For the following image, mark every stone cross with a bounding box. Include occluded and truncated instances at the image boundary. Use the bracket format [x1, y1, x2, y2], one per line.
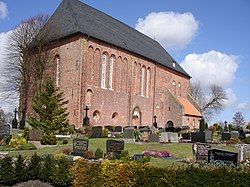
[153, 115, 157, 128]
[12, 108, 18, 129]
[83, 106, 90, 126]
[14, 108, 17, 119]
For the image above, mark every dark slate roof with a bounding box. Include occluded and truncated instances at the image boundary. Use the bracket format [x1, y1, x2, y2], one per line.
[43, 0, 190, 77]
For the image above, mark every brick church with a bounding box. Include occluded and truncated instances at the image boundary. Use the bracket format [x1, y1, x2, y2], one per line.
[26, 0, 202, 129]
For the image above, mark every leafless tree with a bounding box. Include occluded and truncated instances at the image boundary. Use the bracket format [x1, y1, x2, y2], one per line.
[190, 82, 227, 121]
[232, 112, 245, 129]
[1, 14, 49, 119]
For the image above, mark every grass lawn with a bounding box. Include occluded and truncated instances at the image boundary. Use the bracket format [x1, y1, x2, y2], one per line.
[5, 138, 237, 168]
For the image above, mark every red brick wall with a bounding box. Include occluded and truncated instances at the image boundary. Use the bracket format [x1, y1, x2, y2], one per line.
[26, 34, 201, 129]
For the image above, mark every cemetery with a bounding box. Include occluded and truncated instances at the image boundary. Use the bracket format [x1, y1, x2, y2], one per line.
[0, 117, 250, 186]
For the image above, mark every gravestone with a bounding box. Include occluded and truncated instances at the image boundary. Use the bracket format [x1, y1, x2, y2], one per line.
[182, 133, 191, 139]
[148, 134, 159, 143]
[29, 129, 44, 141]
[192, 143, 211, 161]
[166, 132, 173, 142]
[230, 131, 239, 139]
[165, 127, 175, 132]
[191, 132, 205, 143]
[160, 132, 169, 143]
[92, 126, 103, 138]
[204, 130, 212, 142]
[222, 132, 231, 141]
[106, 139, 124, 159]
[0, 123, 10, 140]
[12, 108, 18, 129]
[19, 118, 25, 130]
[123, 128, 135, 143]
[150, 126, 157, 134]
[133, 154, 144, 161]
[170, 133, 179, 143]
[208, 149, 238, 167]
[158, 128, 165, 133]
[124, 128, 134, 138]
[71, 138, 89, 156]
[237, 144, 250, 162]
[115, 126, 123, 132]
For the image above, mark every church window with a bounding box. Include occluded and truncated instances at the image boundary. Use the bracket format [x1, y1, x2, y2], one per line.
[146, 68, 150, 97]
[141, 66, 146, 96]
[178, 82, 181, 97]
[172, 81, 176, 95]
[109, 56, 114, 90]
[173, 61, 176, 68]
[85, 89, 93, 106]
[101, 54, 107, 88]
[112, 112, 119, 124]
[93, 110, 101, 122]
[56, 55, 60, 86]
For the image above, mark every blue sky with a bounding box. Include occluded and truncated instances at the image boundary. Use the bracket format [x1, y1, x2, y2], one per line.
[0, 0, 249, 125]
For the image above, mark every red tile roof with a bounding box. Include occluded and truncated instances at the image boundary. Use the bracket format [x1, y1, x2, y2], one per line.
[178, 98, 202, 117]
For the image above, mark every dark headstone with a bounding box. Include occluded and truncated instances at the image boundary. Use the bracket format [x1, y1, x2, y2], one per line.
[191, 132, 205, 143]
[12, 119, 18, 129]
[106, 139, 124, 159]
[133, 154, 144, 160]
[165, 127, 175, 132]
[29, 129, 44, 141]
[115, 126, 123, 132]
[222, 133, 231, 141]
[174, 127, 182, 133]
[19, 118, 25, 129]
[124, 128, 134, 139]
[182, 133, 191, 139]
[208, 149, 238, 167]
[92, 126, 103, 138]
[71, 138, 89, 156]
[192, 143, 211, 161]
[148, 134, 159, 143]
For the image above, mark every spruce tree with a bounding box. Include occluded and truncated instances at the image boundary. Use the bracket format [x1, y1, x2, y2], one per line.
[28, 78, 69, 134]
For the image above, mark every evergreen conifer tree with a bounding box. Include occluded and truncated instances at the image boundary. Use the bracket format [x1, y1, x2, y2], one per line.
[28, 78, 69, 134]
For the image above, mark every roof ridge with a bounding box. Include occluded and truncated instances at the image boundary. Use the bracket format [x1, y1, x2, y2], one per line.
[65, 0, 80, 32]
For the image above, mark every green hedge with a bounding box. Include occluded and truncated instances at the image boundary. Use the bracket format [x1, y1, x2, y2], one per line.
[1, 155, 250, 187]
[71, 159, 250, 187]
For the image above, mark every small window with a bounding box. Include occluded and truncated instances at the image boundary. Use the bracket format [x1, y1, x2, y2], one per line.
[173, 61, 176, 67]
[109, 56, 114, 90]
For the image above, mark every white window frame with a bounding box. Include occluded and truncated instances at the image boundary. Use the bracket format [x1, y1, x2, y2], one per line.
[109, 57, 114, 90]
[101, 54, 107, 88]
[56, 56, 60, 86]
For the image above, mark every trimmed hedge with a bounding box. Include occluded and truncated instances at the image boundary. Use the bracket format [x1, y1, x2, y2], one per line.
[71, 159, 250, 187]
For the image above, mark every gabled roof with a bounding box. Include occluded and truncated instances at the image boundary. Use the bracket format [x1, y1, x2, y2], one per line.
[43, 0, 190, 77]
[178, 98, 202, 117]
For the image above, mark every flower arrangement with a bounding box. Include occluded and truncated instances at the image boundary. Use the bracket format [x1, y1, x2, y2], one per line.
[143, 149, 173, 158]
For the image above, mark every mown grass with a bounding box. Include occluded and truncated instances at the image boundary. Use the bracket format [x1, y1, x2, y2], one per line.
[5, 137, 237, 168]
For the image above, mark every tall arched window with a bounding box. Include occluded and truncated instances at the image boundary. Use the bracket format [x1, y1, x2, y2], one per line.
[172, 81, 176, 95]
[85, 89, 93, 106]
[109, 56, 114, 90]
[141, 66, 146, 96]
[146, 68, 150, 97]
[178, 82, 181, 97]
[56, 55, 60, 86]
[101, 54, 107, 88]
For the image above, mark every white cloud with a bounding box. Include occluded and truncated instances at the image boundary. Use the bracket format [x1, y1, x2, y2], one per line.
[0, 1, 8, 19]
[180, 50, 239, 89]
[236, 102, 250, 114]
[135, 11, 199, 51]
[224, 88, 237, 108]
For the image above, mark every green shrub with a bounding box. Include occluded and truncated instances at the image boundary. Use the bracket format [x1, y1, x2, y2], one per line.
[19, 143, 37, 150]
[22, 127, 29, 141]
[26, 153, 41, 180]
[70, 159, 102, 187]
[14, 155, 27, 183]
[102, 128, 109, 138]
[95, 148, 103, 159]
[39, 154, 55, 183]
[120, 150, 132, 162]
[62, 139, 68, 144]
[40, 133, 57, 145]
[0, 156, 15, 185]
[244, 136, 250, 144]
[50, 156, 72, 187]
[229, 138, 241, 144]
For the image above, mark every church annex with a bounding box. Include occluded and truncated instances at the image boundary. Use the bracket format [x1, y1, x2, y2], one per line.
[26, 0, 202, 129]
